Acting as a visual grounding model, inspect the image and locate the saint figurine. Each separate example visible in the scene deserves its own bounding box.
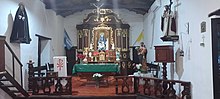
[116,49,120,61]
[161,5,176,36]
[111,43,115,50]
[138,42,147,64]
[98,33,106,50]
[90,43,93,50]
[10,3,31,44]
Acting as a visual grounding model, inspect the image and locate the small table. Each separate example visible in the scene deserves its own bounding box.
[73,63,119,87]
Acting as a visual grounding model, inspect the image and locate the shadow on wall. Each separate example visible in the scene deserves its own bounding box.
[4,13,13,41]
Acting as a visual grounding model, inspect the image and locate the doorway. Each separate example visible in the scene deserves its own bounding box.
[212,18,220,99]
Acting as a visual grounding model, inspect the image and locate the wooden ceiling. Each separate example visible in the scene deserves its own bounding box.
[41,0,155,17]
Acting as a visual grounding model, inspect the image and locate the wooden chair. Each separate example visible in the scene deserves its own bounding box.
[147,63,160,78]
[46,63,58,77]
[31,64,48,77]
[28,63,57,91]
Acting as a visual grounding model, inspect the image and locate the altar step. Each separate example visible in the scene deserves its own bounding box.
[16,94,156,99]
[0,71,29,99]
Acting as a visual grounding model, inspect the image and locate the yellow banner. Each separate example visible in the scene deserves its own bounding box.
[136,31,144,42]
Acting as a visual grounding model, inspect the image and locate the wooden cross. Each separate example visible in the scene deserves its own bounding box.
[174,0,181,11]
[92,3,104,19]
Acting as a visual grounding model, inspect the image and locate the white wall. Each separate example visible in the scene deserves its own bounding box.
[144,0,220,99]
[64,9,144,47]
[0,0,217,98]
[0,0,64,92]
[0,89,12,99]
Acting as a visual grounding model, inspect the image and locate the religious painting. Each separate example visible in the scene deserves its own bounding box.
[91,25,113,51]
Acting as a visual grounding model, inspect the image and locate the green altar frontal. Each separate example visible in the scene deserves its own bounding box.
[72,63,119,74]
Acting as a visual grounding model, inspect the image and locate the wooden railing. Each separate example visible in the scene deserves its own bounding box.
[0,36,23,86]
[115,76,191,99]
[31,76,72,95]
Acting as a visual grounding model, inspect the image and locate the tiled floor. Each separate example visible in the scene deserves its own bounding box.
[72,76,116,96]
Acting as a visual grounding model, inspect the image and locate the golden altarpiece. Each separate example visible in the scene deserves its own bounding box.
[76,9,131,75]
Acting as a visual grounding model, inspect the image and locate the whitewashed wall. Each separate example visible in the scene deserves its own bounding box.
[0,89,12,99]
[0,0,217,98]
[64,9,144,47]
[0,0,64,93]
[144,0,220,99]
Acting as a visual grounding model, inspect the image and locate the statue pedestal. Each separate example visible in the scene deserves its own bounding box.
[160,35,179,42]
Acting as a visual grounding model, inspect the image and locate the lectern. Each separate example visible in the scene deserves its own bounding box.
[155,45,174,79]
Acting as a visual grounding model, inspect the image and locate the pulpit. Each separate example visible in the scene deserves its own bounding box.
[154,45,174,79]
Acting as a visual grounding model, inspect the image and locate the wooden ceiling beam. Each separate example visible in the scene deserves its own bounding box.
[41,0,156,17]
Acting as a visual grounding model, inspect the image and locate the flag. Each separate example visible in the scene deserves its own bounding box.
[64,29,73,50]
[136,31,144,42]
[133,30,144,45]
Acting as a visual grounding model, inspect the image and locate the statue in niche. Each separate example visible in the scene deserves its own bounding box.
[90,43,93,50]
[97,33,106,51]
[111,43,115,50]
[116,49,120,61]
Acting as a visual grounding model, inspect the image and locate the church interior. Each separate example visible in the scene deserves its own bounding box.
[0,0,220,99]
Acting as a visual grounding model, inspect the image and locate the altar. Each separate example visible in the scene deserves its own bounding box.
[73,63,119,87]
[72,63,119,74]
[76,8,131,75]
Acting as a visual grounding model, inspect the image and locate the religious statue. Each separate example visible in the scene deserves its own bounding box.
[89,51,92,57]
[116,49,120,61]
[137,42,147,64]
[10,2,31,44]
[111,43,115,50]
[90,43,93,50]
[98,33,106,51]
[161,5,176,37]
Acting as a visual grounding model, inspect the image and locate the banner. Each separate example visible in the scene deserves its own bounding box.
[133,30,144,45]
[53,56,67,77]
[64,29,73,50]
[136,31,144,42]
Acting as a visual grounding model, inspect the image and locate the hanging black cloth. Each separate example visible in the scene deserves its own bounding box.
[10,3,31,44]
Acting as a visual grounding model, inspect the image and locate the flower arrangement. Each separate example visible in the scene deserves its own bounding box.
[133,63,148,73]
[92,73,103,81]
[136,64,142,72]
[77,53,86,59]
[93,51,99,56]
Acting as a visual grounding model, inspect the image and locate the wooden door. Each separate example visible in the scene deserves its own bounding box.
[212,18,220,99]
[66,46,77,76]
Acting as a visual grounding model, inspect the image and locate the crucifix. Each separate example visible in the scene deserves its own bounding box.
[92,3,104,21]
[174,0,181,10]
